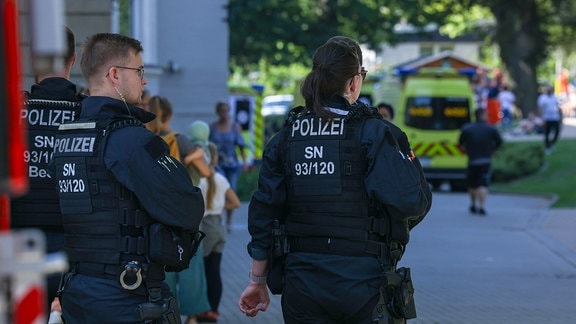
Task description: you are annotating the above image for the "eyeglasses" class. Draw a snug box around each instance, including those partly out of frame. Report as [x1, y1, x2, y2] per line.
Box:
[111, 65, 145, 79]
[358, 68, 367, 81]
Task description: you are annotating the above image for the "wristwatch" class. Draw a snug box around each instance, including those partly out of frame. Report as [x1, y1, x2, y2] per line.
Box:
[249, 271, 267, 284]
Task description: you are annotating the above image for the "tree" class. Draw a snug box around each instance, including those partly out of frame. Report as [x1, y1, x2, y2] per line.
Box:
[226, 0, 449, 69]
[404, 0, 576, 115]
[227, 0, 576, 115]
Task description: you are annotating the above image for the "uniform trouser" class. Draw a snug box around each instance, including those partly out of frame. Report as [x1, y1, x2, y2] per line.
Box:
[281, 252, 398, 324]
[61, 274, 174, 323]
[44, 230, 65, 315]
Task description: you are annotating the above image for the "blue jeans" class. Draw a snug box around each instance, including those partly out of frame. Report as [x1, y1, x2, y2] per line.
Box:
[501, 109, 512, 130]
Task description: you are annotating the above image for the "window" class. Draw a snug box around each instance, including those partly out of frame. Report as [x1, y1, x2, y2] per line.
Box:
[419, 45, 433, 57]
[405, 96, 471, 130]
[439, 45, 454, 53]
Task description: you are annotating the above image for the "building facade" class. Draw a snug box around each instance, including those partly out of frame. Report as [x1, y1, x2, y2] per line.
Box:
[19, 0, 229, 133]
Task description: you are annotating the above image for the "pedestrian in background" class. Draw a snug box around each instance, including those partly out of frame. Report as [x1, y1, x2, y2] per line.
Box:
[146, 96, 211, 183]
[188, 120, 213, 185]
[238, 35, 431, 323]
[197, 142, 241, 322]
[147, 96, 212, 324]
[459, 108, 503, 215]
[377, 102, 395, 122]
[209, 101, 248, 232]
[538, 85, 562, 154]
[497, 84, 515, 132]
[51, 32, 204, 323]
[11, 26, 83, 315]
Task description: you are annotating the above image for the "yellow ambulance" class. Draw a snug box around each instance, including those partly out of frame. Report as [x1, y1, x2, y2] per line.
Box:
[396, 67, 475, 190]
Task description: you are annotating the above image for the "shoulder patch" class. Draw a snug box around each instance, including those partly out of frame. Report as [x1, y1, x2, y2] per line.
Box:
[144, 136, 167, 160]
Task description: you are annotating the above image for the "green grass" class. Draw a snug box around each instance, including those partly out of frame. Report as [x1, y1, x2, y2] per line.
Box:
[238, 139, 576, 208]
[492, 138, 576, 207]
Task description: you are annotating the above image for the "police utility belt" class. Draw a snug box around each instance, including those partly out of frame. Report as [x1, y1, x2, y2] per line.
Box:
[71, 225, 205, 290]
[286, 216, 403, 262]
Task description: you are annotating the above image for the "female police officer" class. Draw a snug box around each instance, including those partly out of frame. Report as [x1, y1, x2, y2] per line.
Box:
[238, 36, 432, 323]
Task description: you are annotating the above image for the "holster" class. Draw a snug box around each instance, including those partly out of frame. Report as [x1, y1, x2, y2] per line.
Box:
[372, 267, 416, 323]
[267, 219, 288, 295]
[138, 296, 181, 324]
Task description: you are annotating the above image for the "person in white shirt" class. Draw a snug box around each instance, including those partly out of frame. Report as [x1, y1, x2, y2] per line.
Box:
[497, 84, 516, 132]
[197, 142, 241, 322]
[537, 86, 562, 153]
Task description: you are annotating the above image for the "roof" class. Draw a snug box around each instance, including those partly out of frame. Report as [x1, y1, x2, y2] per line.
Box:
[395, 28, 484, 43]
[393, 51, 490, 76]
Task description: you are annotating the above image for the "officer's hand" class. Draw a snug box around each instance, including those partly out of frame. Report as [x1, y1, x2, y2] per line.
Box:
[238, 283, 270, 317]
[51, 297, 62, 312]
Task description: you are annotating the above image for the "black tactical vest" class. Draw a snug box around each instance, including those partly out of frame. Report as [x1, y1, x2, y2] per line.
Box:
[11, 98, 81, 229]
[52, 117, 152, 265]
[283, 110, 377, 241]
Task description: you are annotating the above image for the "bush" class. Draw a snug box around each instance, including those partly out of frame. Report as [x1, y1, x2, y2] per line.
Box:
[236, 165, 261, 201]
[492, 141, 544, 182]
[235, 141, 545, 201]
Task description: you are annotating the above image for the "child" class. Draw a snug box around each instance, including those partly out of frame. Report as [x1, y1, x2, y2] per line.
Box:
[197, 143, 240, 322]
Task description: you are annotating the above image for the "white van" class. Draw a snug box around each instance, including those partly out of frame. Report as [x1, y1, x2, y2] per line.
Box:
[263, 94, 294, 140]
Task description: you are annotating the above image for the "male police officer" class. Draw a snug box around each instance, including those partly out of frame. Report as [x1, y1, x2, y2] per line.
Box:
[10, 26, 83, 313]
[50, 33, 204, 323]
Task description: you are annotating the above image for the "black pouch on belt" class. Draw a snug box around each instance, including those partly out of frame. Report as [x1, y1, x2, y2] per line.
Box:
[148, 223, 205, 272]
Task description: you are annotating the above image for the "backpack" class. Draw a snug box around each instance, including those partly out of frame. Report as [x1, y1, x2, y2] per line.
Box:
[161, 132, 181, 162]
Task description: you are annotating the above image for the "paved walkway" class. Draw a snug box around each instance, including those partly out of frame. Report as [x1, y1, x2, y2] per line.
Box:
[215, 198, 576, 324]
[209, 118, 576, 324]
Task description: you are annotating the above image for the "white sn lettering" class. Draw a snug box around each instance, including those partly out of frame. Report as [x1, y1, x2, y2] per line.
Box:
[304, 146, 323, 159]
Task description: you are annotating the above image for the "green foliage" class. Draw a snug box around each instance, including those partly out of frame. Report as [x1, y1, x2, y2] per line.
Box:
[492, 139, 576, 207]
[118, 0, 132, 36]
[229, 61, 308, 96]
[227, 0, 411, 68]
[236, 166, 261, 202]
[237, 140, 555, 203]
[491, 141, 545, 182]
[227, 0, 576, 116]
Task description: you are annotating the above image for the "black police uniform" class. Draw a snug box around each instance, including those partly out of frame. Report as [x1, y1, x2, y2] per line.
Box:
[50, 96, 205, 323]
[10, 77, 83, 311]
[247, 96, 432, 323]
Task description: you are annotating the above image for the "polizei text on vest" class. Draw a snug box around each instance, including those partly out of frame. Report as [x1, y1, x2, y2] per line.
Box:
[54, 137, 96, 153]
[291, 118, 345, 137]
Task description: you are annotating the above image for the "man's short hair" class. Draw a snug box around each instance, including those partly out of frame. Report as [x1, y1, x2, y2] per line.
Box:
[80, 33, 143, 81]
[475, 108, 487, 121]
[64, 26, 75, 64]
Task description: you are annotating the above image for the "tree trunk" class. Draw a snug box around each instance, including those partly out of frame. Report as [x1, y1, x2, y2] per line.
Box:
[490, 1, 545, 117]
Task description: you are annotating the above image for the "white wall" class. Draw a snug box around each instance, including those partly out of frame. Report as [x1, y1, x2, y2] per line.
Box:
[154, 0, 229, 134]
[19, 0, 229, 135]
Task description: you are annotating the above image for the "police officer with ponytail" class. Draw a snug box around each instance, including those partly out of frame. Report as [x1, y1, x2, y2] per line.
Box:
[50, 33, 205, 323]
[11, 26, 84, 314]
[238, 36, 432, 323]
